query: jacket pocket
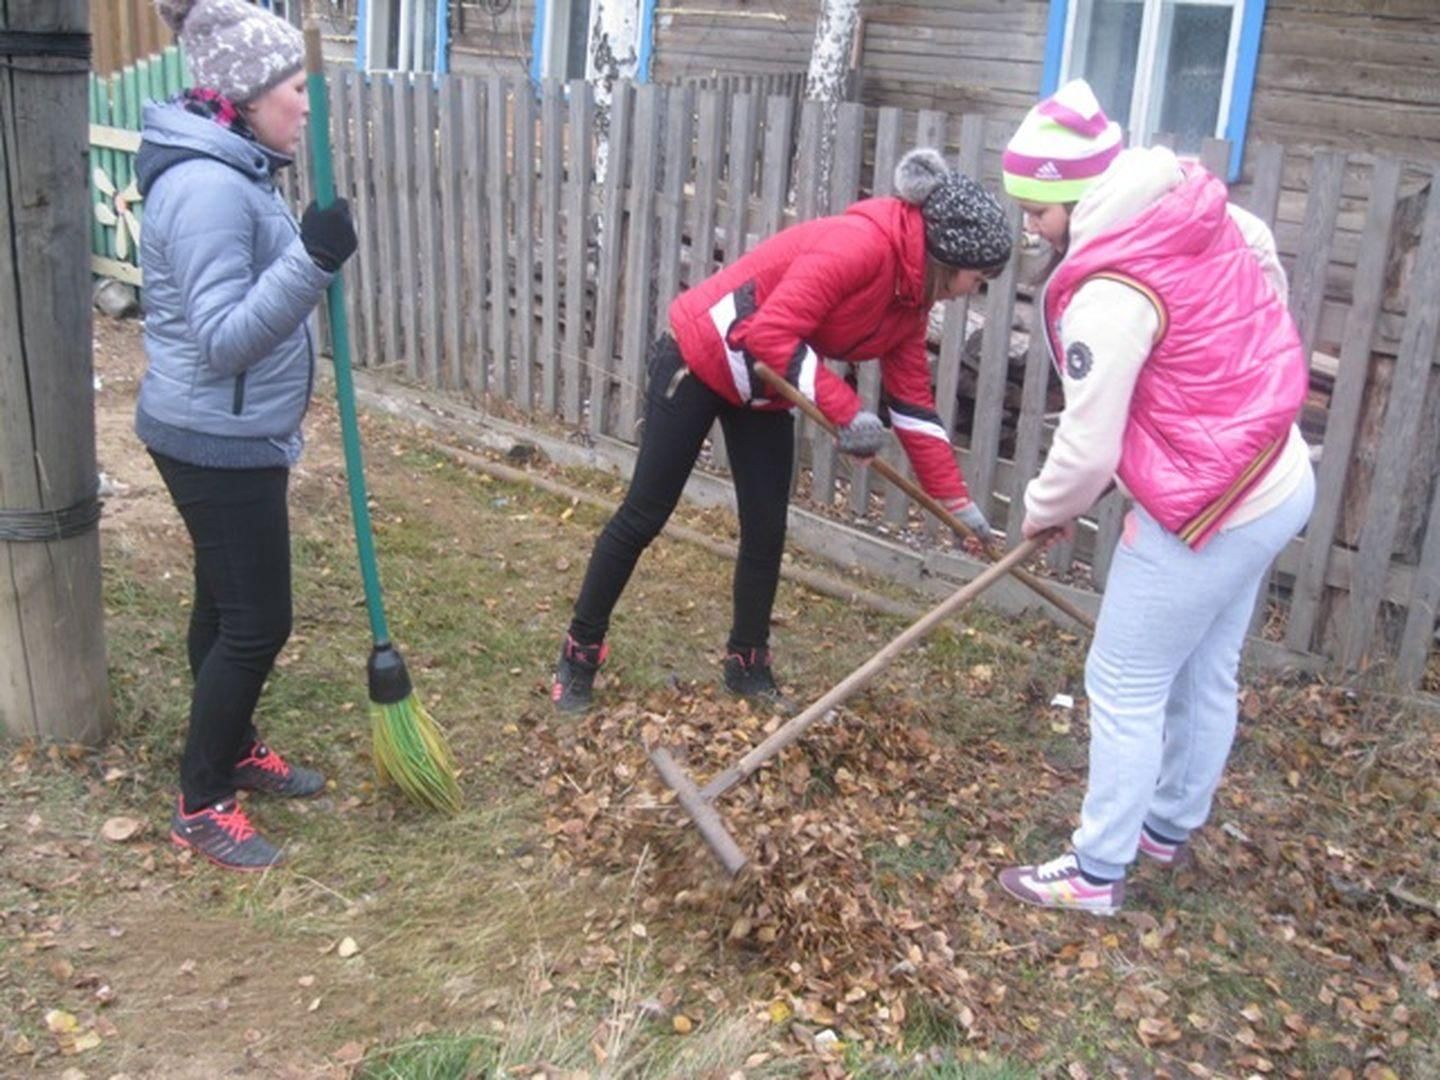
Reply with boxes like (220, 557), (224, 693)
(232, 371), (248, 416)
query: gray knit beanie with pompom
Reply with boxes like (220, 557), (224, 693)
(157, 0), (304, 104)
(894, 148), (1012, 270)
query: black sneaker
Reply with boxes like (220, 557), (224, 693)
(552, 634), (608, 714)
(170, 797), (283, 871)
(723, 647), (788, 711)
(233, 740), (326, 798)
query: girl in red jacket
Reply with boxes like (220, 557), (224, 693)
(552, 148), (1013, 713)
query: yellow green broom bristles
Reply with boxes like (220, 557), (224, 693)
(371, 694), (463, 815)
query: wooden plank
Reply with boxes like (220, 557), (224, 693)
(347, 70), (381, 369)
(461, 76), (488, 395)
(1200, 137), (1231, 180)
(1007, 310), (1052, 546)
(1244, 142), (1285, 229)
(539, 78), (564, 414)
(372, 77), (401, 368)
(563, 79), (592, 427)
(810, 101), (865, 512)
(1396, 470), (1440, 687)
(439, 75), (465, 391)
(488, 75), (509, 403)
(1285, 159), (1402, 654)
(619, 83), (662, 438)
(656, 83), (694, 321)
(88, 124), (141, 152)
(723, 92), (759, 263)
(1287, 150), (1345, 359)
(592, 82), (632, 438)
(331, 69), (361, 368)
(416, 75), (443, 386)
(757, 92), (795, 241)
(864, 107), (904, 524)
(513, 82), (536, 413)
(1090, 490), (1127, 589)
(1339, 177), (1440, 672)
(90, 254), (142, 285)
(688, 90), (724, 281)
(970, 194), (1021, 524)
(394, 75), (420, 378)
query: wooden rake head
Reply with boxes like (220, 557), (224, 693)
(645, 536), (1046, 877)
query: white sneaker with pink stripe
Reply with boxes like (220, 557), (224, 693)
(998, 852), (1124, 915)
(1138, 825), (1186, 866)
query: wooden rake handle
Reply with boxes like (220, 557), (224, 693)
(699, 534), (1047, 803)
(751, 363), (1094, 631)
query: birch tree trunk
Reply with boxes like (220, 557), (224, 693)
(585, 0), (644, 184)
(0, 0), (112, 743)
(804, 0), (860, 195)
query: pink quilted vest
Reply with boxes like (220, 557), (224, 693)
(1043, 166), (1307, 548)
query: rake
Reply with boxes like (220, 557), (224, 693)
(648, 534), (1047, 876)
(303, 26), (462, 813)
(751, 362), (1094, 631)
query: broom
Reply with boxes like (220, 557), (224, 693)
(302, 26), (462, 813)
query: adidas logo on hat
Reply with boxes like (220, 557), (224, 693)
(1034, 160), (1063, 180)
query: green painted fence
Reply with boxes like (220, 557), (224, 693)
(89, 45), (188, 286)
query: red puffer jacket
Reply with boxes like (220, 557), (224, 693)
(667, 197), (972, 506)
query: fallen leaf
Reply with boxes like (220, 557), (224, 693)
(672, 1014), (693, 1034)
(45, 1010), (79, 1034)
(337, 937), (360, 959)
(101, 816), (144, 842)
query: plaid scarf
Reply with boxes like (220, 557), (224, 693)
(178, 87), (258, 144)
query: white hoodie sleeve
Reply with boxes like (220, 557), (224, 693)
(1227, 203), (1289, 304)
(1022, 278), (1159, 530)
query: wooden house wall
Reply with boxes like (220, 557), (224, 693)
(649, 2), (817, 84)
(448, 0), (537, 78)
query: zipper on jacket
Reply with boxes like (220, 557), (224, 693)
(232, 371), (247, 415)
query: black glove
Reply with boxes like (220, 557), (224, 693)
(300, 197), (357, 272)
(836, 410), (886, 458)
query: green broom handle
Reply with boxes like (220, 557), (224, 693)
(304, 27), (390, 646)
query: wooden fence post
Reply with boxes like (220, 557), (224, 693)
(0, 0), (111, 743)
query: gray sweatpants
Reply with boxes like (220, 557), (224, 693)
(1074, 468), (1315, 880)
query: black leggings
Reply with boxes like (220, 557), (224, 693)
(569, 335), (794, 654)
(150, 452), (293, 811)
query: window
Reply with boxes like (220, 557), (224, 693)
(1042, 0), (1268, 178)
(533, 0), (595, 83)
(358, 0), (447, 73)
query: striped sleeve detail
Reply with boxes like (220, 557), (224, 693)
(884, 396), (949, 444)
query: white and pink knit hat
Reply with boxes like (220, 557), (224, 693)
(1002, 80), (1124, 204)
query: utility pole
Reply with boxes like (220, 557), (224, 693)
(0, 0), (111, 743)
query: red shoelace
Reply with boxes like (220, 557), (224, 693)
(237, 743), (291, 777)
(207, 802), (257, 844)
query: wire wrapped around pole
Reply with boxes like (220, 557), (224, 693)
(0, 494), (102, 542)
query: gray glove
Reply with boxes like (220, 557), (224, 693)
(947, 499), (994, 546)
(836, 410), (886, 458)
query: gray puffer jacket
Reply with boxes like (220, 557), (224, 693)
(135, 102), (332, 468)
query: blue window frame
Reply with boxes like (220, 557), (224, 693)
(1041, 0), (1267, 180)
(355, 0), (448, 73)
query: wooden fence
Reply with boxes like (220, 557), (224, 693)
(90, 0), (172, 77)
(90, 63), (1440, 692)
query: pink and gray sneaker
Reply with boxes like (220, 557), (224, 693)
(233, 740), (326, 798)
(171, 797), (283, 871)
(998, 852), (1124, 915)
(1138, 824), (1187, 867)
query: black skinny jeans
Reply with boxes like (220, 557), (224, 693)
(150, 452), (293, 811)
(569, 335), (794, 654)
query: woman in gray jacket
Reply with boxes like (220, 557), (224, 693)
(139, 0), (356, 870)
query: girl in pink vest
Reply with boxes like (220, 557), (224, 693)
(995, 81), (1314, 914)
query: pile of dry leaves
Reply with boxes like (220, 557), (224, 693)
(529, 684), (1092, 1049)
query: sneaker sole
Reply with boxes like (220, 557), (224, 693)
(233, 783), (326, 799)
(171, 832), (283, 873)
(997, 880), (1120, 917)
